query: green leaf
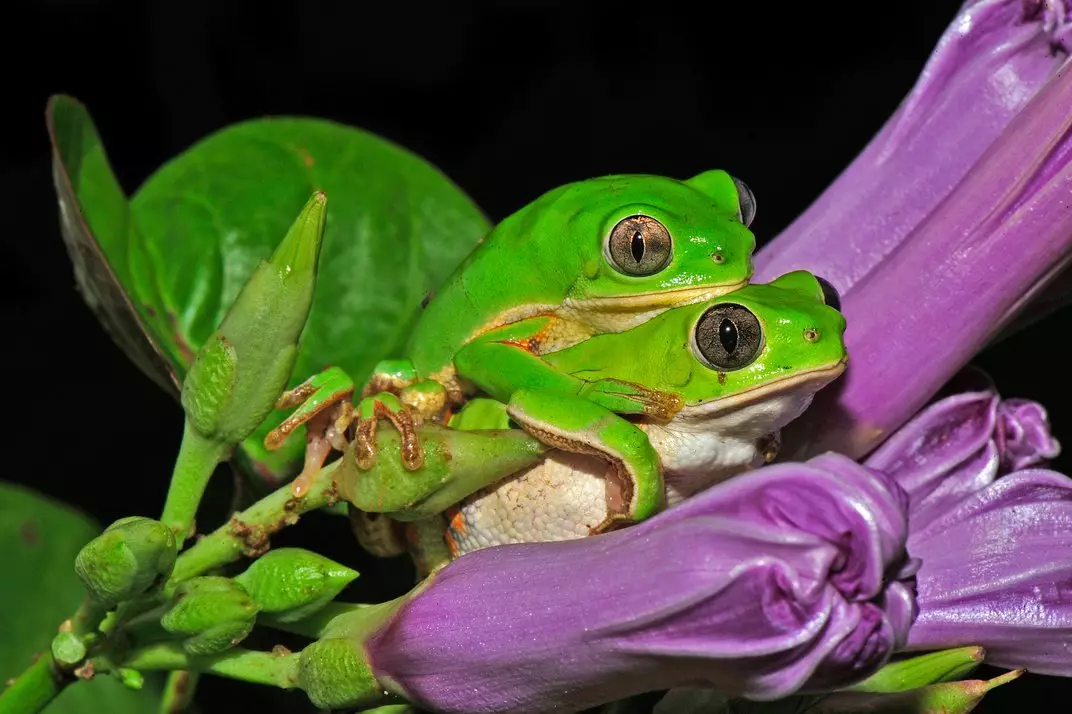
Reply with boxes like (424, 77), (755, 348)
(46, 95), (181, 396)
(0, 481), (162, 713)
(46, 95), (491, 481)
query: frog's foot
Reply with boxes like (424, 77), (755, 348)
(290, 401), (354, 498)
(353, 392), (425, 471)
(264, 366), (356, 451)
(590, 513), (639, 535)
(580, 378), (684, 423)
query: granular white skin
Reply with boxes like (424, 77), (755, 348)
(448, 451), (612, 556)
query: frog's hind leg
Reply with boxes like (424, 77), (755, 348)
(506, 389), (666, 534)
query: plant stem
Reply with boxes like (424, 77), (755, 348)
(258, 601), (374, 639)
(0, 654), (70, 714)
(161, 421), (231, 542)
(71, 596), (107, 639)
(166, 457), (340, 591)
(119, 644), (300, 690)
(159, 671), (199, 714)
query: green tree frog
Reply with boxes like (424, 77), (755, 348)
(339, 270), (848, 569)
(266, 170), (759, 496)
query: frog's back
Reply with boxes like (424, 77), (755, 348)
(404, 180), (595, 374)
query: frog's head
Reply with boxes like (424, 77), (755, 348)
(673, 270), (847, 435)
(522, 170), (757, 319)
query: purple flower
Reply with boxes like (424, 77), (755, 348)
(363, 458), (917, 714)
(756, 0), (1071, 296)
(756, 2), (1072, 460)
(863, 390), (1072, 676)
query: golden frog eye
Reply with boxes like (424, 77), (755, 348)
(694, 303), (764, 371)
(606, 215), (673, 276)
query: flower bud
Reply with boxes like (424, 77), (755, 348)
(181, 192), (326, 446)
(74, 516), (177, 608)
(816, 669), (1023, 713)
(160, 576), (260, 655)
(234, 548), (358, 623)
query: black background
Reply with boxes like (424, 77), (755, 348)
(4, 0), (1071, 712)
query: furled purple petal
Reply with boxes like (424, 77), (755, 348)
(364, 457), (916, 714)
(996, 398), (1062, 471)
(865, 391), (1001, 523)
(904, 470), (1072, 675)
(755, 0), (1071, 296)
(861, 389), (1063, 524)
(783, 61), (1072, 460)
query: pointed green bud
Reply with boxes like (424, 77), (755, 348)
(51, 632), (86, 667)
(181, 192), (327, 446)
(160, 576), (260, 655)
(816, 669), (1024, 713)
(336, 422), (548, 520)
(297, 638), (397, 711)
(234, 548), (359, 623)
(845, 646), (986, 693)
(74, 516), (178, 607)
(116, 668), (144, 691)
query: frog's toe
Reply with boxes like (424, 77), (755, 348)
(353, 393), (426, 471)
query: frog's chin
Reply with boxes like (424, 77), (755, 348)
(673, 360), (848, 434)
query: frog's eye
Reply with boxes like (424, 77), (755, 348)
(607, 215), (673, 276)
(693, 303), (763, 371)
(731, 176), (756, 227)
(816, 275), (841, 311)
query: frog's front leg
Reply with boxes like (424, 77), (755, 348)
(264, 366), (357, 497)
(506, 389), (665, 532)
(455, 317), (684, 422)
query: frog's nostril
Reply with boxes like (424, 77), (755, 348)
(803, 328), (820, 343)
(711, 252), (725, 264)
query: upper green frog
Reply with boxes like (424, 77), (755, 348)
(266, 170), (758, 495)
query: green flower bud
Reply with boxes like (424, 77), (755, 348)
(74, 516), (178, 607)
(816, 668), (1023, 713)
(117, 668), (144, 691)
(181, 192), (327, 446)
(297, 638), (397, 711)
(844, 646), (986, 693)
(50, 632), (86, 667)
(160, 576), (260, 655)
(234, 548), (359, 623)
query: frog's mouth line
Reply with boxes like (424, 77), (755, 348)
(565, 280), (748, 313)
(690, 358), (849, 417)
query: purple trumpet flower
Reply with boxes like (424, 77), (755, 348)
(864, 388), (1072, 676)
(364, 458), (918, 714)
(755, 1), (1072, 460)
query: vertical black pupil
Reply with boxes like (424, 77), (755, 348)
(719, 318), (738, 353)
(631, 230), (645, 263)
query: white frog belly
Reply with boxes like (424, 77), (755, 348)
(447, 451), (613, 557)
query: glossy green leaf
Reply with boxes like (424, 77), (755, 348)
(46, 95), (491, 480)
(46, 95), (181, 396)
(0, 481), (162, 713)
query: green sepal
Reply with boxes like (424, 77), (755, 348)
(815, 669), (1024, 713)
(844, 646), (986, 694)
(297, 638), (399, 711)
(234, 548), (359, 623)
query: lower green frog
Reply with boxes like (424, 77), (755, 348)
(337, 270), (847, 571)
